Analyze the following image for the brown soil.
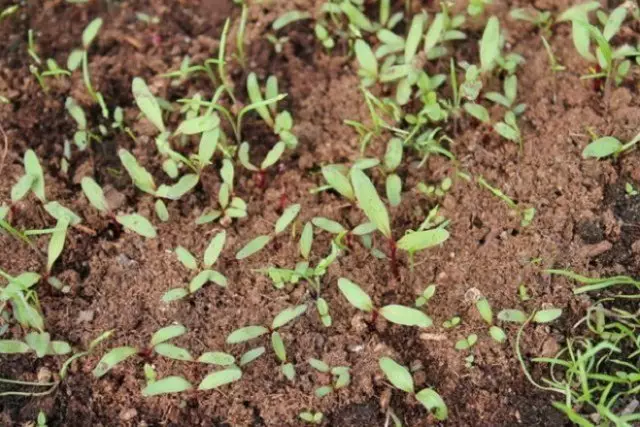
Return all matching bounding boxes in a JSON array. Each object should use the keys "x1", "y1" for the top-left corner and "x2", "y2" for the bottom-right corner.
[{"x1": 1, "y1": 0, "x2": 640, "y2": 426}]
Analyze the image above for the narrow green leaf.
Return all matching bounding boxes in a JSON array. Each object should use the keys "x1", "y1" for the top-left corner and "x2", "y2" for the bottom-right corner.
[
  {"x1": 338, "y1": 278, "x2": 373, "y2": 312},
  {"x1": 321, "y1": 165, "x2": 354, "y2": 200},
  {"x1": 199, "y1": 128, "x2": 220, "y2": 165},
  {"x1": 188, "y1": 270, "x2": 212, "y2": 294},
  {"x1": 311, "y1": 217, "x2": 346, "y2": 234},
  {"x1": 47, "y1": 219, "x2": 69, "y2": 273},
  {"x1": 142, "y1": 376, "x2": 192, "y2": 396},
  {"x1": 11, "y1": 174, "x2": 34, "y2": 202},
  {"x1": 424, "y1": 13, "x2": 444, "y2": 54},
  {"x1": 239, "y1": 347, "x2": 266, "y2": 366},
  {"x1": 309, "y1": 358, "x2": 330, "y2": 373},
  {"x1": 246, "y1": 72, "x2": 272, "y2": 126},
  {"x1": 271, "y1": 331, "x2": 286, "y2": 362},
  {"x1": 396, "y1": 229, "x2": 449, "y2": 253},
  {"x1": 480, "y1": 17, "x2": 500, "y2": 72},
  {"x1": 175, "y1": 246, "x2": 197, "y2": 270},
  {"x1": 379, "y1": 357, "x2": 414, "y2": 393},
  {"x1": 82, "y1": 18, "x2": 103, "y2": 48},
  {"x1": 162, "y1": 288, "x2": 188, "y2": 302},
  {"x1": 154, "y1": 343, "x2": 193, "y2": 361},
  {"x1": 489, "y1": 326, "x2": 506, "y2": 343},
  {"x1": 44, "y1": 201, "x2": 82, "y2": 225},
  {"x1": 405, "y1": 14, "x2": 424, "y2": 62},
  {"x1": 132, "y1": 77, "x2": 165, "y2": 133},
  {"x1": 156, "y1": 174, "x2": 199, "y2": 200},
  {"x1": 92, "y1": 346, "x2": 138, "y2": 378},
  {"x1": 497, "y1": 309, "x2": 527, "y2": 324},
  {"x1": 476, "y1": 298, "x2": 493, "y2": 324},
  {"x1": 24, "y1": 149, "x2": 45, "y2": 201},
  {"x1": 299, "y1": 222, "x2": 313, "y2": 259},
  {"x1": 118, "y1": 149, "x2": 156, "y2": 194},
  {"x1": 198, "y1": 351, "x2": 235, "y2": 366},
  {"x1": 235, "y1": 235, "x2": 271, "y2": 260},
  {"x1": 385, "y1": 174, "x2": 402, "y2": 207},
  {"x1": 272, "y1": 10, "x2": 311, "y2": 30},
  {"x1": 275, "y1": 204, "x2": 301, "y2": 234},
  {"x1": 355, "y1": 39, "x2": 378, "y2": 78},
  {"x1": 533, "y1": 308, "x2": 562, "y2": 323},
  {"x1": 175, "y1": 114, "x2": 220, "y2": 135},
  {"x1": 261, "y1": 141, "x2": 286, "y2": 170},
  {"x1": 380, "y1": 305, "x2": 432, "y2": 327},
  {"x1": 0, "y1": 339, "x2": 30, "y2": 354},
  {"x1": 25, "y1": 332, "x2": 50, "y2": 358},
  {"x1": 464, "y1": 103, "x2": 490, "y2": 123},
  {"x1": 204, "y1": 231, "x2": 226, "y2": 267},
  {"x1": 272, "y1": 304, "x2": 307, "y2": 329},
  {"x1": 198, "y1": 367, "x2": 242, "y2": 390},
  {"x1": 227, "y1": 326, "x2": 269, "y2": 344},
  {"x1": 155, "y1": 199, "x2": 169, "y2": 222},
  {"x1": 582, "y1": 137, "x2": 623, "y2": 159},
  {"x1": 350, "y1": 168, "x2": 391, "y2": 239},
  {"x1": 151, "y1": 324, "x2": 187, "y2": 346},
  {"x1": 384, "y1": 138, "x2": 403, "y2": 171},
  {"x1": 416, "y1": 388, "x2": 448, "y2": 420},
  {"x1": 81, "y1": 177, "x2": 109, "y2": 213},
  {"x1": 116, "y1": 213, "x2": 157, "y2": 238}
]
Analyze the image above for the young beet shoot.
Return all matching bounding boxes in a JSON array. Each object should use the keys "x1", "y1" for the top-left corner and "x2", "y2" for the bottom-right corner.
[{"x1": 350, "y1": 168, "x2": 449, "y2": 277}]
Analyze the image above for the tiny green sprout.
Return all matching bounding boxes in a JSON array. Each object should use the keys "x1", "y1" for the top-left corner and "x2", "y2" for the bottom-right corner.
[
  {"x1": 272, "y1": 10, "x2": 311, "y2": 31},
  {"x1": 226, "y1": 305, "x2": 307, "y2": 381},
  {"x1": 142, "y1": 376, "x2": 193, "y2": 397},
  {"x1": 162, "y1": 231, "x2": 227, "y2": 302},
  {"x1": 625, "y1": 182, "x2": 638, "y2": 196},
  {"x1": 0, "y1": 4, "x2": 19, "y2": 21},
  {"x1": 135, "y1": 12, "x2": 160, "y2": 24},
  {"x1": 238, "y1": 140, "x2": 286, "y2": 185},
  {"x1": 314, "y1": 24, "x2": 334, "y2": 50},
  {"x1": 198, "y1": 367, "x2": 242, "y2": 391},
  {"x1": 299, "y1": 411, "x2": 323, "y2": 424},
  {"x1": 0, "y1": 332, "x2": 71, "y2": 358},
  {"x1": 321, "y1": 164, "x2": 355, "y2": 201},
  {"x1": 0, "y1": 270, "x2": 45, "y2": 331},
  {"x1": 309, "y1": 358, "x2": 351, "y2": 397},
  {"x1": 338, "y1": 277, "x2": 432, "y2": 327},
  {"x1": 340, "y1": 1, "x2": 374, "y2": 33},
  {"x1": 235, "y1": 203, "x2": 300, "y2": 260},
  {"x1": 93, "y1": 324, "x2": 193, "y2": 378},
  {"x1": 494, "y1": 111, "x2": 523, "y2": 149},
  {"x1": 354, "y1": 39, "x2": 378, "y2": 87},
  {"x1": 66, "y1": 18, "x2": 104, "y2": 105},
  {"x1": 383, "y1": 138, "x2": 403, "y2": 207},
  {"x1": 582, "y1": 131, "x2": 640, "y2": 159},
  {"x1": 475, "y1": 297, "x2": 493, "y2": 324},
  {"x1": 497, "y1": 309, "x2": 528, "y2": 324},
  {"x1": 415, "y1": 284, "x2": 436, "y2": 307},
  {"x1": 37, "y1": 411, "x2": 47, "y2": 427},
  {"x1": 485, "y1": 75, "x2": 526, "y2": 116},
  {"x1": 454, "y1": 334, "x2": 478, "y2": 351},
  {"x1": 197, "y1": 160, "x2": 247, "y2": 225},
  {"x1": 417, "y1": 177, "x2": 453, "y2": 199},
  {"x1": 442, "y1": 316, "x2": 461, "y2": 329},
  {"x1": 477, "y1": 176, "x2": 535, "y2": 227},
  {"x1": 11, "y1": 149, "x2": 46, "y2": 202},
  {"x1": 379, "y1": 357, "x2": 448, "y2": 420},
  {"x1": 510, "y1": 7, "x2": 552, "y2": 31},
  {"x1": 468, "y1": 0, "x2": 492, "y2": 17},
  {"x1": 518, "y1": 283, "x2": 531, "y2": 301}
]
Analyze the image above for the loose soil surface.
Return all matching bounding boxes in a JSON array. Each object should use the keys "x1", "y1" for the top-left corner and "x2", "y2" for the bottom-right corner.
[{"x1": 1, "y1": 0, "x2": 639, "y2": 426}]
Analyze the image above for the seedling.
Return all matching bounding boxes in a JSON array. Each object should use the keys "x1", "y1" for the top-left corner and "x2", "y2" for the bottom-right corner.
[
  {"x1": 442, "y1": 316, "x2": 461, "y2": 329},
  {"x1": 408, "y1": 128, "x2": 455, "y2": 166},
  {"x1": 266, "y1": 242, "x2": 341, "y2": 327},
  {"x1": 484, "y1": 75, "x2": 526, "y2": 116},
  {"x1": 93, "y1": 324, "x2": 194, "y2": 378},
  {"x1": 162, "y1": 231, "x2": 227, "y2": 302},
  {"x1": 477, "y1": 176, "x2": 535, "y2": 227},
  {"x1": 0, "y1": 270, "x2": 44, "y2": 332},
  {"x1": 582, "y1": 131, "x2": 640, "y2": 159},
  {"x1": 226, "y1": 304, "x2": 308, "y2": 381},
  {"x1": 234, "y1": 203, "x2": 300, "y2": 260},
  {"x1": 510, "y1": 7, "x2": 552, "y2": 32},
  {"x1": 338, "y1": 277, "x2": 432, "y2": 327},
  {"x1": 266, "y1": 33, "x2": 290, "y2": 53},
  {"x1": 246, "y1": 73, "x2": 297, "y2": 148},
  {"x1": 418, "y1": 177, "x2": 453, "y2": 199},
  {"x1": 81, "y1": 176, "x2": 157, "y2": 238},
  {"x1": 0, "y1": 331, "x2": 71, "y2": 358},
  {"x1": 196, "y1": 159, "x2": 248, "y2": 225},
  {"x1": 135, "y1": 12, "x2": 160, "y2": 24},
  {"x1": 11, "y1": 149, "x2": 46, "y2": 203},
  {"x1": 272, "y1": 10, "x2": 311, "y2": 31},
  {"x1": 415, "y1": 284, "x2": 436, "y2": 307},
  {"x1": 67, "y1": 18, "x2": 107, "y2": 114},
  {"x1": 454, "y1": 334, "x2": 478, "y2": 351},
  {"x1": 299, "y1": 411, "x2": 323, "y2": 424},
  {"x1": 560, "y1": 4, "x2": 636, "y2": 105},
  {"x1": 309, "y1": 358, "x2": 351, "y2": 397},
  {"x1": 314, "y1": 24, "x2": 334, "y2": 50},
  {"x1": 625, "y1": 182, "x2": 638, "y2": 196},
  {"x1": 475, "y1": 297, "x2": 507, "y2": 343},
  {"x1": 494, "y1": 111, "x2": 523, "y2": 149},
  {"x1": 376, "y1": 12, "x2": 447, "y2": 105},
  {"x1": 379, "y1": 357, "x2": 448, "y2": 420},
  {"x1": 238, "y1": 141, "x2": 286, "y2": 189},
  {"x1": 383, "y1": 138, "x2": 403, "y2": 207}
]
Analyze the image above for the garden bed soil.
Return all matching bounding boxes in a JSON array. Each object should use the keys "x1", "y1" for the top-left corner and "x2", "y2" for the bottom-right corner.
[{"x1": 1, "y1": 0, "x2": 640, "y2": 426}]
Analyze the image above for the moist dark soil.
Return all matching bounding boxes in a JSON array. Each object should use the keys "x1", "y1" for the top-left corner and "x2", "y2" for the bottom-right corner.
[{"x1": 1, "y1": 0, "x2": 640, "y2": 426}]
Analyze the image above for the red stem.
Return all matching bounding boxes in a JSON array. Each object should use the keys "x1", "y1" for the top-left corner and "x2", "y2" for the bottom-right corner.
[{"x1": 389, "y1": 238, "x2": 399, "y2": 279}]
